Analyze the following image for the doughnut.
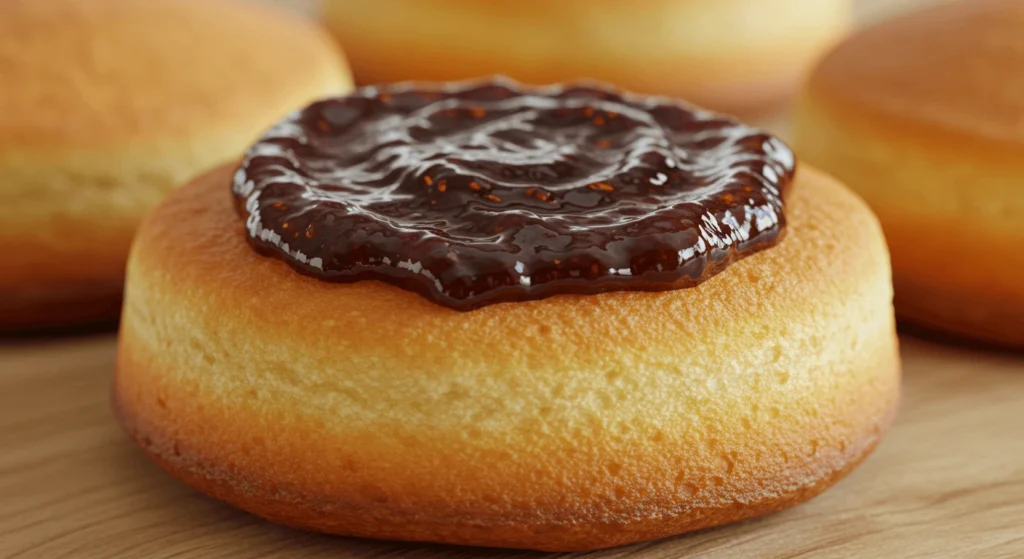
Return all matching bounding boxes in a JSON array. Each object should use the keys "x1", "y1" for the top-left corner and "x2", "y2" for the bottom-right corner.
[
  {"x1": 0, "y1": 0, "x2": 352, "y2": 330},
  {"x1": 321, "y1": 0, "x2": 852, "y2": 116},
  {"x1": 115, "y1": 81, "x2": 899, "y2": 551},
  {"x1": 792, "y1": 0, "x2": 1024, "y2": 348}
]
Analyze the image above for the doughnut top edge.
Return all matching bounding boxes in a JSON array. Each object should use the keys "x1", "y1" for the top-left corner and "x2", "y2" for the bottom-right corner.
[{"x1": 232, "y1": 79, "x2": 796, "y2": 310}]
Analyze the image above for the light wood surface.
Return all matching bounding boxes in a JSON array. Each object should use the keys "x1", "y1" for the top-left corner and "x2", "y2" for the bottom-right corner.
[{"x1": 2, "y1": 333, "x2": 1022, "y2": 558}]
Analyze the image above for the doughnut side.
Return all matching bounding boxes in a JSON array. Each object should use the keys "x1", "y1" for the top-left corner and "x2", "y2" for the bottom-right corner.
[
  {"x1": 114, "y1": 164, "x2": 899, "y2": 550},
  {"x1": 323, "y1": 0, "x2": 850, "y2": 115},
  {"x1": 793, "y1": 91, "x2": 1024, "y2": 347},
  {"x1": 0, "y1": 109, "x2": 341, "y2": 329}
]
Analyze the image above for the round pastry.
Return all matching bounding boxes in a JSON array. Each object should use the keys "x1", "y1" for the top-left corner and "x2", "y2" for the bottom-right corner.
[
  {"x1": 0, "y1": 0, "x2": 353, "y2": 330},
  {"x1": 321, "y1": 0, "x2": 851, "y2": 116},
  {"x1": 115, "y1": 81, "x2": 899, "y2": 551},
  {"x1": 792, "y1": 0, "x2": 1024, "y2": 348}
]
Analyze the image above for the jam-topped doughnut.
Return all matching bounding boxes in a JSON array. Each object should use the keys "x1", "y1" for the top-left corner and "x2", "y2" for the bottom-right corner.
[
  {"x1": 116, "y1": 81, "x2": 899, "y2": 551},
  {"x1": 234, "y1": 81, "x2": 794, "y2": 309}
]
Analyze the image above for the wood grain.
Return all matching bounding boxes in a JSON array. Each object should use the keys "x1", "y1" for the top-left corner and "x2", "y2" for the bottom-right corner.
[{"x1": 1, "y1": 333, "x2": 1022, "y2": 558}]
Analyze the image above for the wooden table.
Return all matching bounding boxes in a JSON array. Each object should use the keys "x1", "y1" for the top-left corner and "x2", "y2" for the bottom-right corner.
[{"x1": 2, "y1": 331, "x2": 1022, "y2": 558}]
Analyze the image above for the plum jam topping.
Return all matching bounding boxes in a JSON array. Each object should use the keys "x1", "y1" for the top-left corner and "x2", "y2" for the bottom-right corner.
[{"x1": 233, "y1": 80, "x2": 795, "y2": 310}]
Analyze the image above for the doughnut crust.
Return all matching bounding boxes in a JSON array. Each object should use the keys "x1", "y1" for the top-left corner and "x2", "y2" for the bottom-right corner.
[
  {"x1": 0, "y1": 0, "x2": 352, "y2": 330},
  {"x1": 114, "y1": 164, "x2": 899, "y2": 551},
  {"x1": 322, "y1": 0, "x2": 851, "y2": 116},
  {"x1": 792, "y1": 0, "x2": 1024, "y2": 347}
]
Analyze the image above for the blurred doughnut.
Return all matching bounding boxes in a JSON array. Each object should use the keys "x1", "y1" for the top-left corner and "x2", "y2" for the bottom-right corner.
[
  {"x1": 0, "y1": 0, "x2": 352, "y2": 329},
  {"x1": 322, "y1": 0, "x2": 851, "y2": 116},
  {"x1": 793, "y1": 0, "x2": 1024, "y2": 347}
]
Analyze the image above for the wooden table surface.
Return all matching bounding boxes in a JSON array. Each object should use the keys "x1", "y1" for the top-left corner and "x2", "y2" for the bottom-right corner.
[{"x1": 2, "y1": 332, "x2": 1023, "y2": 558}]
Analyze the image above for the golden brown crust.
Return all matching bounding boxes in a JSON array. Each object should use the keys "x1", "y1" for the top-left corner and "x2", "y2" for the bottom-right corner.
[
  {"x1": 894, "y1": 276, "x2": 1024, "y2": 349},
  {"x1": 793, "y1": 0, "x2": 1024, "y2": 347},
  {"x1": 113, "y1": 365, "x2": 895, "y2": 551},
  {"x1": 322, "y1": 0, "x2": 851, "y2": 116},
  {"x1": 0, "y1": 284, "x2": 123, "y2": 332},
  {"x1": 114, "y1": 164, "x2": 899, "y2": 550},
  {"x1": 0, "y1": 0, "x2": 353, "y2": 329},
  {"x1": 0, "y1": 219, "x2": 133, "y2": 330}
]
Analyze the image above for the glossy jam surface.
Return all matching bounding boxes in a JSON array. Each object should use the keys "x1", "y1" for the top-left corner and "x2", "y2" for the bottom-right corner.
[{"x1": 233, "y1": 81, "x2": 796, "y2": 310}]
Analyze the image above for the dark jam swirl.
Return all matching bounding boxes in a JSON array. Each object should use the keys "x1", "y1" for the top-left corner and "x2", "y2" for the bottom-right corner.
[{"x1": 233, "y1": 80, "x2": 796, "y2": 310}]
